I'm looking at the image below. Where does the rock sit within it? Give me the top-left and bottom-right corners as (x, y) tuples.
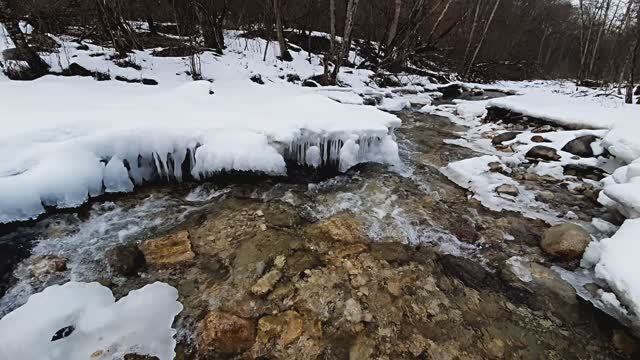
(274, 255), (286, 269)
(491, 131), (520, 145)
(561, 135), (599, 158)
(535, 190), (555, 202)
(65, 63), (92, 77)
(106, 244), (146, 276)
(343, 298), (363, 323)
(440, 255), (498, 290)
(306, 213), (366, 243)
(123, 355), (159, 360)
(532, 125), (554, 133)
(286, 73), (301, 83)
(139, 230), (195, 267)
(495, 184), (519, 197)
(141, 78), (158, 86)
(302, 79), (319, 87)
(563, 163), (607, 181)
(612, 329), (638, 355)
(488, 161), (503, 172)
(525, 145), (561, 161)
(251, 270), (282, 296)
(29, 255), (67, 280)
(437, 84), (463, 98)
(250, 74), (264, 84)
(530, 135), (550, 143)
(198, 312), (256, 354)
(635, 86), (640, 96)
(257, 310), (304, 347)
(540, 223), (591, 260)
(370, 242), (412, 264)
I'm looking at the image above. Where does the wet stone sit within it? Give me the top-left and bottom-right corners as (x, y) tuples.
(139, 230), (195, 267)
(561, 135), (600, 158)
(106, 244), (146, 276)
(198, 312), (256, 355)
(492, 131), (520, 145)
(440, 255), (499, 290)
(526, 145), (561, 161)
(496, 184), (519, 197)
(541, 223), (591, 260)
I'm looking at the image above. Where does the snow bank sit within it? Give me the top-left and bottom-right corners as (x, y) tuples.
(0, 282), (182, 360)
(0, 77), (401, 223)
(486, 92), (624, 129)
(583, 219), (640, 320)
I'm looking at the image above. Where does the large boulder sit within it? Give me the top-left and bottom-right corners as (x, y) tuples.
(198, 312), (256, 355)
(139, 230), (195, 267)
(492, 131), (520, 145)
(540, 224), (591, 260)
(525, 145), (561, 161)
(561, 135), (600, 158)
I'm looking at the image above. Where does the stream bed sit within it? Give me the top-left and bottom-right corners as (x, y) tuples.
(0, 94), (637, 359)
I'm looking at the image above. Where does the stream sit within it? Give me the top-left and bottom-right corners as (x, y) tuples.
(0, 92), (636, 359)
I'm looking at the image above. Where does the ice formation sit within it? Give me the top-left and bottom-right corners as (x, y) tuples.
(0, 282), (182, 360)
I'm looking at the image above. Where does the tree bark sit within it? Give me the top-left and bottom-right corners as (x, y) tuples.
(426, 0), (454, 46)
(465, 0), (501, 79)
(0, 0), (49, 78)
(273, 0), (292, 61)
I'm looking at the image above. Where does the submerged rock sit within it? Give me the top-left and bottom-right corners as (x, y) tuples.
(440, 255), (498, 290)
(106, 244), (146, 276)
(540, 223), (591, 260)
(28, 255), (67, 280)
(525, 145), (561, 161)
(561, 135), (600, 158)
(530, 135), (550, 143)
(305, 213), (366, 243)
(139, 230), (195, 267)
(251, 269), (282, 296)
(198, 312), (256, 355)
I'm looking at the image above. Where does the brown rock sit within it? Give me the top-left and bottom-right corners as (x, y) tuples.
(251, 270), (282, 296)
(199, 312), (256, 354)
(531, 135), (549, 143)
(139, 230), (195, 267)
(257, 310), (304, 347)
(491, 131), (520, 145)
(541, 223), (591, 260)
(306, 213), (366, 243)
(612, 329), (639, 355)
(488, 161), (504, 172)
(29, 255), (67, 280)
(525, 145), (561, 161)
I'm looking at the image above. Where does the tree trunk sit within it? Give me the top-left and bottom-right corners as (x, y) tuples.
(386, 0), (401, 48)
(465, 0), (501, 79)
(462, 0), (482, 70)
(273, 0), (292, 61)
(426, 0), (454, 46)
(0, 0), (49, 78)
(331, 0), (360, 82)
(588, 0), (611, 79)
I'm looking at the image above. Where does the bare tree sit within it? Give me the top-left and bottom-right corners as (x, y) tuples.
(330, 0), (361, 82)
(386, 0), (402, 48)
(273, 0), (292, 61)
(462, 0), (482, 70)
(465, 0), (501, 78)
(426, 0), (455, 46)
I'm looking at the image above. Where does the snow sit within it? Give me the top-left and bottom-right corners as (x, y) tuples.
(0, 30), (413, 223)
(440, 155), (559, 223)
(0, 282), (182, 360)
(583, 219), (640, 320)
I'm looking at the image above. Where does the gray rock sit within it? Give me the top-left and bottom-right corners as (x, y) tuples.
(561, 135), (600, 158)
(496, 184), (519, 197)
(488, 161), (504, 172)
(541, 223), (591, 260)
(525, 145), (561, 161)
(492, 131), (520, 145)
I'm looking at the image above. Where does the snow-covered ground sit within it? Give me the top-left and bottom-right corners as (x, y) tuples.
(0, 30), (459, 224)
